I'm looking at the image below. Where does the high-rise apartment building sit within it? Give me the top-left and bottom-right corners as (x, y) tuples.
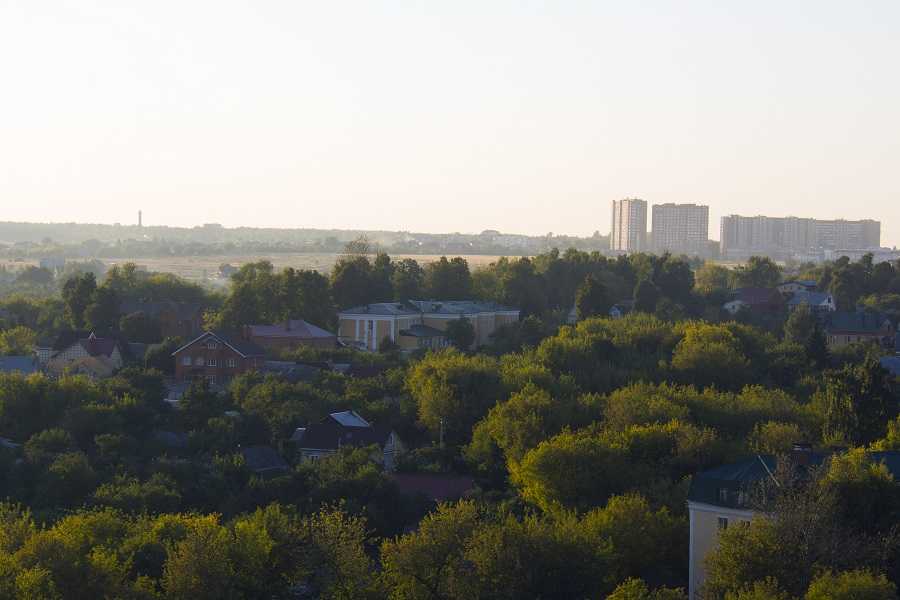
(651, 203), (709, 255)
(720, 215), (881, 259)
(610, 198), (647, 253)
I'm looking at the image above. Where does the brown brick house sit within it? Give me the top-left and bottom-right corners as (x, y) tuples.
(243, 320), (336, 354)
(172, 331), (265, 384)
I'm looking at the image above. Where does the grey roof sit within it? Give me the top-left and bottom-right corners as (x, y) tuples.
(329, 410), (370, 428)
(262, 361), (322, 383)
(787, 291), (833, 306)
(247, 320), (335, 340)
(339, 302), (420, 316)
(0, 356), (38, 375)
(240, 445), (289, 474)
(881, 356), (900, 377)
(825, 311), (893, 334)
(293, 413), (393, 451)
(689, 451), (900, 508)
(400, 324), (446, 338)
(407, 300), (518, 315)
(340, 299), (518, 317)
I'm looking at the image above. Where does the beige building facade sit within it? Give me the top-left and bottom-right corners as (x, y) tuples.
(338, 300), (520, 352)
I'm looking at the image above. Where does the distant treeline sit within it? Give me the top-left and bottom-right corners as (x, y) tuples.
(0, 221), (610, 259)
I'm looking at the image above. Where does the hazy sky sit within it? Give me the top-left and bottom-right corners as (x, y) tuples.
(2, 1), (899, 244)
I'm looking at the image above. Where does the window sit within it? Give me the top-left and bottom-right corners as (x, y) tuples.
(718, 517), (729, 530)
(182, 356), (191, 366)
(718, 487), (729, 503)
(206, 375), (216, 384)
(195, 356), (205, 366)
(208, 359), (217, 367)
(227, 358), (236, 368)
(206, 341), (218, 350)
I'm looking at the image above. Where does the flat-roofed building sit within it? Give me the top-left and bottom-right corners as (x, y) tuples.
(651, 203), (709, 255)
(337, 300), (519, 352)
(610, 198), (647, 253)
(720, 214), (881, 260)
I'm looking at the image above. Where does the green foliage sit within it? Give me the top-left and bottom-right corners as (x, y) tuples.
(0, 325), (37, 356)
(608, 578), (688, 600)
(391, 258), (425, 300)
(814, 357), (898, 445)
(120, 311), (163, 344)
(213, 261), (335, 330)
(62, 272), (97, 328)
(406, 349), (504, 444)
(575, 274), (611, 319)
(424, 256), (472, 299)
(733, 256), (781, 289)
(804, 570), (896, 600)
(633, 279), (661, 313)
(724, 578), (793, 600)
(671, 322), (751, 389)
(444, 317), (475, 350)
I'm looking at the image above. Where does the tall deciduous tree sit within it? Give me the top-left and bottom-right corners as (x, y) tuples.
(575, 274), (610, 320)
(62, 272), (97, 329)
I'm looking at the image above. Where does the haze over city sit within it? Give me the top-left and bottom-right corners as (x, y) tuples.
(2, 1), (899, 244)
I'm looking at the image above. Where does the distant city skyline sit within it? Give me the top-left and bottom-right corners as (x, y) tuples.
(2, 2), (899, 245)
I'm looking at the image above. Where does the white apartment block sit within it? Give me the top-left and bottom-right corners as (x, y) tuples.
(610, 198), (648, 253)
(651, 203), (709, 255)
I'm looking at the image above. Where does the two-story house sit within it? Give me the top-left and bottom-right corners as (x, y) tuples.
(171, 331), (265, 385)
(786, 290), (836, 314)
(823, 310), (895, 349)
(687, 448), (900, 599)
(290, 410), (403, 471)
(337, 300), (519, 352)
(44, 331), (128, 378)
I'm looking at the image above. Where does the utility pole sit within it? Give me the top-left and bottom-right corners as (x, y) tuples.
(439, 417), (444, 449)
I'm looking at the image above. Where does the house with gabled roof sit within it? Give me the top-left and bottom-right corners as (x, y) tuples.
(687, 447), (900, 599)
(786, 290), (836, 314)
(291, 410), (403, 471)
(823, 310), (895, 349)
(239, 445), (289, 476)
(171, 331), (265, 385)
(44, 331), (130, 378)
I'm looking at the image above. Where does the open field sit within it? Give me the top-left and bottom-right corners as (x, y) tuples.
(2, 254), (508, 282)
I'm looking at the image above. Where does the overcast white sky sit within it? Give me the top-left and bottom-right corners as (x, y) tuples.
(1, 1), (899, 244)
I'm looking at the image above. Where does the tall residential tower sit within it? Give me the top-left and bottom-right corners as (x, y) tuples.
(651, 203), (709, 255)
(610, 198), (648, 253)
